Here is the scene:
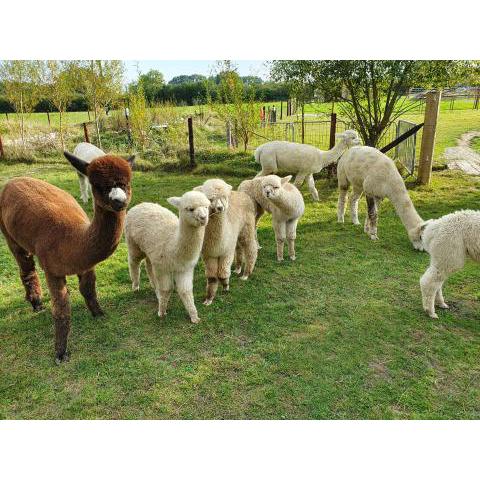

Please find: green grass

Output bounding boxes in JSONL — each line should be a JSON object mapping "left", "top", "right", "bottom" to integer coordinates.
{"left": 1, "top": 159, "right": 480, "bottom": 419}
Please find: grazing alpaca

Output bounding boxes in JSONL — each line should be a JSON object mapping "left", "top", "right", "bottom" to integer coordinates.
{"left": 71, "top": 142, "right": 106, "bottom": 203}
{"left": 194, "top": 179, "right": 258, "bottom": 305}
{"left": 124, "top": 191, "right": 210, "bottom": 323}
{"left": 337, "top": 146, "right": 424, "bottom": 250}
{"left": 254, "top": 130, "right": 360, "bottom": 201}
{"left": 420, "top": 210, "right": 480, "bottom": 318}
{"left": 0, "top": 151, "right": 134, "bottom": 363}
{"left": 238, "top": 175, "right": 305, "bottom": 261}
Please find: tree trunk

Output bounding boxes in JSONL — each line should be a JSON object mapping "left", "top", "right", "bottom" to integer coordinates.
{"left": 20, "top": 91, "right": 25, "bottom": 148}
{"left": 59, "top": 110, "right": 64, "bottom": 150}
{"left": 94, "top": 104, "right": 102, "bottom": 149}
{"left": 301, "top": 102, "right": 305, "bottom": 144}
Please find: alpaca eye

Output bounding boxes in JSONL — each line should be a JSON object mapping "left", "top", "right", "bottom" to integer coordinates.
{"left": 188, "top": 207, "right": 194, "bottom": 212}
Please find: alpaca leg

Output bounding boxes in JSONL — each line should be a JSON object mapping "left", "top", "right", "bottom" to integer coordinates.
{"left": 337, "top": 185, "right": 349, "bottom": 223}
{"left": 78, "top": 173, "right": 90, "bottom": 203}
{"left": 145, "top": 258, "right": 155, "bottom": 289}
{"left": 45, "top": 274, "right": 71, "bottom": 364}
{"left": 204, "top": 257, "right": 219, "bottom": 305}
{"left": 286, "top": 218, "right": 299, "bottom": 261}
{"left": 2, "top": 232, "right": 43, "bottom": 311}
{"left": 175, "top": 271, "right": 200, "bottom": 324}
{"left": 155, "top": 274, "right": 173, "bottom": 318}
{"left": 218, "top": 253, "right": 235, "bottom": 289}
{"left": 238, "top": 224, "right": 258, "bottom": 279}
{"left": 307, "top": 174, "right": 319, "bottom": 202}
{"left": 234, "top": 243, "right": 244, "bottom": 275}
{"left": 365, "top": 196, "right": 379, "bottom": 240}
{"left": 273, "top": 218, "right": 287, "bottom": 262}
{"left": 78, "top": 269, "right": 104, "bottom": 317}
{"left": 293, "top": 173, "right": 307, "bottom": 189}
{"left": 127, "top": 240, "right": 144, "bottom": 291}
{"left": 435, "top": 284, "right": 449, "bottom": 309}
{"left": 420, "top": 266, "right": 448, "bottom": 319}
{"left": 350, "top": 188, "right": 362, "bottom": 225}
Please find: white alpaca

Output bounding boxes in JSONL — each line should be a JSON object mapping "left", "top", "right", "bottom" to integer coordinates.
{"left": 124, "top": 191, "right": 210, "bottom": 323}
{"left": 71, "top": 142, "right": 105, "bottom": 203}
{"left": 420, "top": 210, "right": 480, "bottom": 318}
{"left": 238, "top": 175, "right": 305, "bottom": 261}
{"left": 194, "top": 179, "right": 258, "bottom": 305}
{"left": 254, "top": 130, "right": 360, "bottom": 201}
{"left": 337, "top": 146, "right": 424, "bottom": 250}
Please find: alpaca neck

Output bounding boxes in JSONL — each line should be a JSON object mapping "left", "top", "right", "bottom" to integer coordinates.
{"left": 316, "top": 141, "right": 347, "bottom": 170}
{"left": 389, "top": 187, "right": 423, "bottom": 232}
{"left": 268, "top": 189, "right": 293, "bottom": 214}
{"left": 82, "top": 203, "right": 125, "bottom": 268}
{"left": 175, "top": 219, "right": 205, "bottom": 263}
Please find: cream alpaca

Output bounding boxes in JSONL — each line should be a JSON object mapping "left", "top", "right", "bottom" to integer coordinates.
{"left": 194, "top": 179, "right": 257, "bottom": 305}
{"left": 420, "top": 210, "right": 480, "bottom": 318}
{"left": 124, "top": 191, "right": 210, "bottom": 323}
{"left": 337, "top": 146, "right": 423, "bottom": 249}
{"left": 254, "top": 130, "right": 360, "bottom": 201}
{"left": 71, "top": 142, "right": 106, "bottom": 203}
{"left": 238, "top": 175, "right": 305, "bottom": 261}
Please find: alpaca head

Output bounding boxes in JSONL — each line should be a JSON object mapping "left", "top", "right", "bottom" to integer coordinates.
{"left": 260, "top": 175, "right": 292, "bottom": 200}
{"left": 336, "top": 130, "right": 361, "bottom": 147}
{"left": 64, "top": 152, "right": 135, "bottom": 212}
{"left": 194, "top": 179, "right": 232, "bottom": 214}
{"left": 167, "top": 191, "right": 210, "bottom": 227}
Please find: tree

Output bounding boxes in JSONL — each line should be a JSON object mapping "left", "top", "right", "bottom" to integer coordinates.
{"left": 169, "top": 74, "right": 206, "bottom": 85}
{"left": 78, "top": 60, "right": 124, "bottom": 149}
{"left": 210, "top": 61, "right": 258, "bottom": 152}
{"left": 45, "top": 60, "right": 77, "bottom": 149}
{"left": 270, "top": 60, "right": 317, "bottom": 143}
{"left": 240, "top": 75, "right": 263, "bottom": 85}
{"left": 136, "top": 69, "right": 164, "bottom": 103}
{"left": 271, "top": 60, "right": 478, "bottom": 147}
{"left": 0, "top": 60, "right": 45, "bottom": 146}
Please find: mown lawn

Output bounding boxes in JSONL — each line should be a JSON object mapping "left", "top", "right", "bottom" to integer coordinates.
{"left": 0, "top": 159, "right": 479, "bottom": 419}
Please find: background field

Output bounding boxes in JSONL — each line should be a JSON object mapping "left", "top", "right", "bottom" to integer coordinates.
{"left": 0, "top": 102, "right": 479, "bottom": 419}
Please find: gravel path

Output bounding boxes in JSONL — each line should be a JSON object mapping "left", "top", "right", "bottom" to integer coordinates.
{"left": 444, "top": 131, "right": 480, "bottom": 175}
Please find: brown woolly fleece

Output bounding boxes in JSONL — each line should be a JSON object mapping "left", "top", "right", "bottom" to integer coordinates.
{"left": 0, "top": 153, "right": 134, "bottom": 363}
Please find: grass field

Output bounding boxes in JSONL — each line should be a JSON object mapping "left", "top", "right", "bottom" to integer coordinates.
{"left": 0, "top": 158, "right": 479, "bottom": 419}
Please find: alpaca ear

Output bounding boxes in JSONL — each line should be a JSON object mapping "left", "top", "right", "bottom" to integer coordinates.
{"left": 167, "top": 197, "right": 182, "bottom": 209}
{"left": 226, "top": 183, "right": 233, "bottom": 192}
{"left": 193, "top": 186, "right": 204, "bottom": 192}
{"left": 64, "top": 151, "right": 89, "bottom": 176}
{"left": 281, "top": 175, "right": 292, "bottom": 184}
{"left": 124, "top": 155, "right": 136, "bottom": 168}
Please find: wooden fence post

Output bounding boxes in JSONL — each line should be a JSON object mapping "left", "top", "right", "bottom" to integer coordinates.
{"left": 47, "top": 111, "right": 51, "bottom": 126}
{"left": 326, "top": 113, "right": 338, "bottom": 178}
{"left": 329, "top": 112, "right": 337, "bottom": 149}
{"left": 188, "top": 117, "right": 195, "bottom": 168}
{"left": 82, "top": 122, "right": 90, "bottom": 143}
{"left": 417, "top": 90, "right": 442, "bottom": 185}
{"left": 5, "top": 112, "right": 9, "bottom": 121}
{"left": 0, "top": 133, "right": 5, "bottom": 158}
{"left": 280, "top": 101, "right": 283, "bottom": 120}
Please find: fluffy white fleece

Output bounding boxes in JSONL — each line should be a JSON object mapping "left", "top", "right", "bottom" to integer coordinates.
{"left": 194, "top": 178, "right": 258, "bottom": 305}
{"left": 238, "top": 174, "right": 305, "bottom": 261}
{"left": 254, "top": 130, "right": 360, "bottom": 201}
{"left": 124, "top": 190, "right": 210, "bottom": 323}
{"left": 337, "top": 145, "right": 423, "bottom": 250}
{"left": 72, "top": 142, "right": 105, "bottom": 203}
{"left": 420, "top": 209, "right": 480, "bottom": 318}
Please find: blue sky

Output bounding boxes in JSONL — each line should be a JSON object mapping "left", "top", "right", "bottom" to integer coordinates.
{"left": 124, "top": 60, "right": 270, "bottom": 83}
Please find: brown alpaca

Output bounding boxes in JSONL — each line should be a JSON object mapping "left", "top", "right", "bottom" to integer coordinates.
{"left": 0, "top": 152, "right": 134, "bottom": 363}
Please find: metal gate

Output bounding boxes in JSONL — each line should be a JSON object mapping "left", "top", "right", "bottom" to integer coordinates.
{"left": 395, "top": 120, "right": 417, "bottom": 175}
